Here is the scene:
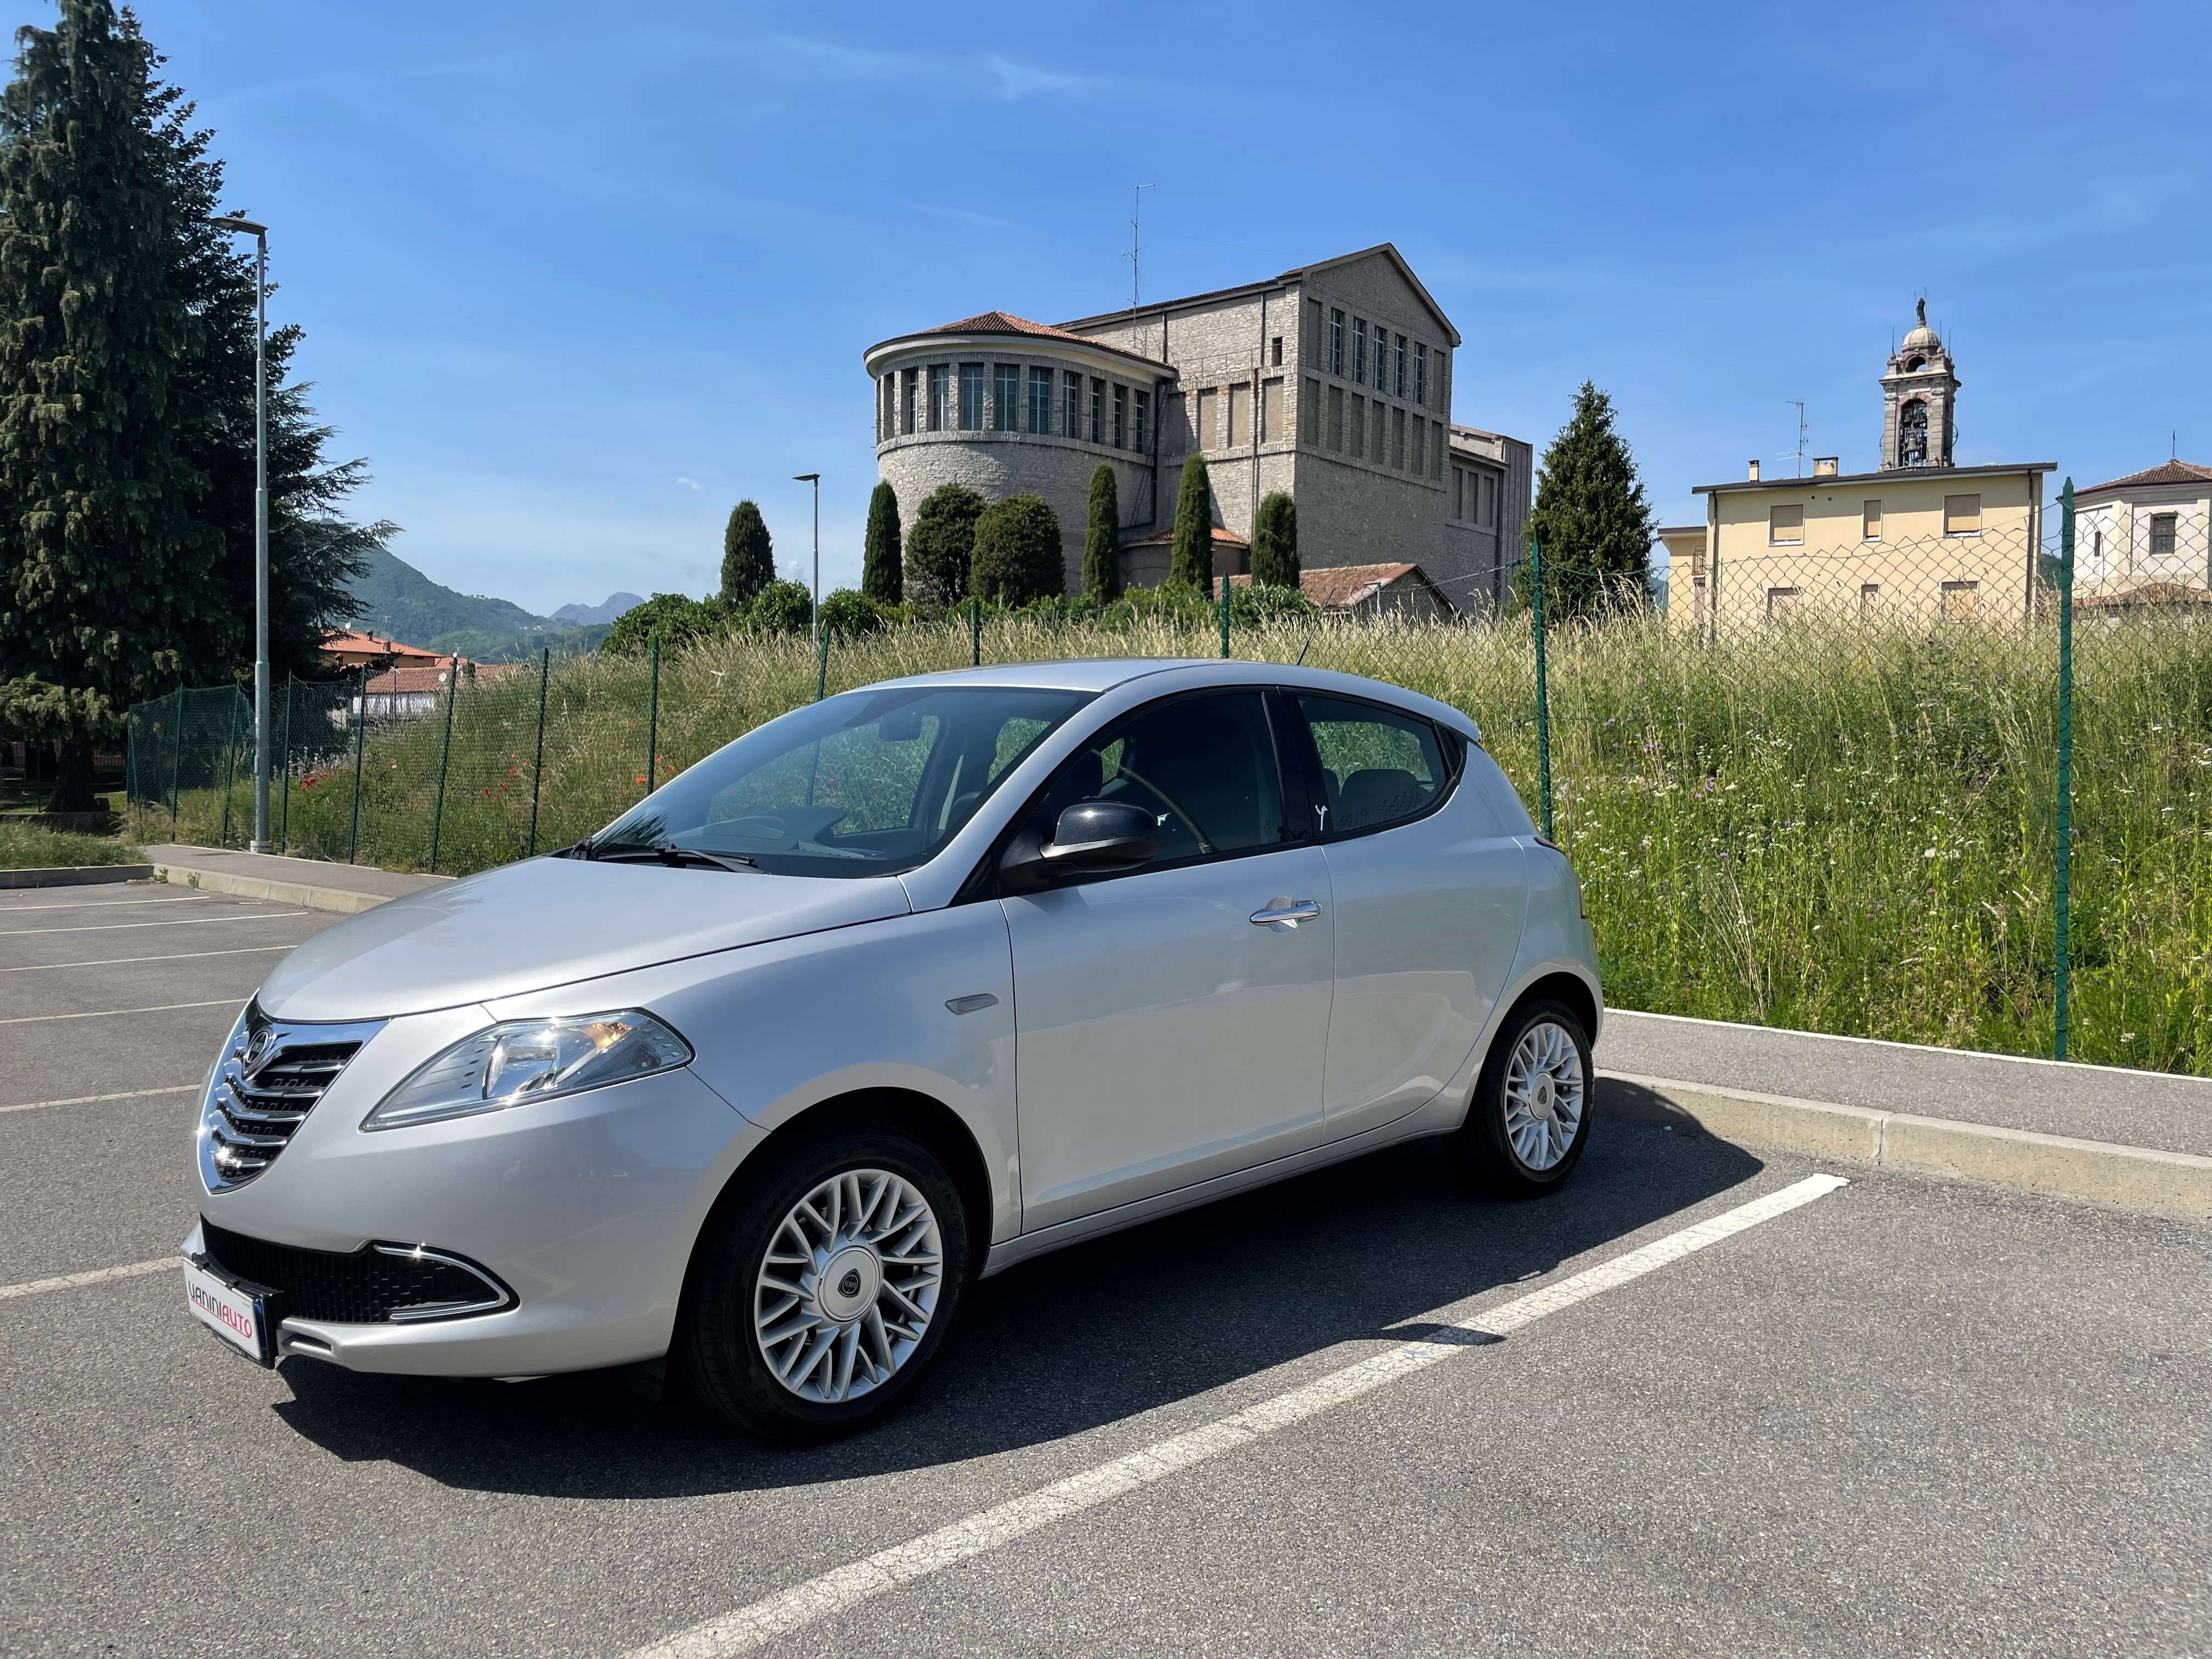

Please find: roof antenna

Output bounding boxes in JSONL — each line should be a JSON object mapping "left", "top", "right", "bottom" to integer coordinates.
{"left": 1126, "top": 184, "right": 1152, "bottom": 312}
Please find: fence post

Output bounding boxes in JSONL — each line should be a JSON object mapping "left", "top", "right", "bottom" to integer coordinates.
{"left": 168, "top": 685, "right": 184, "bottom": 834}
{"left": 644, "top": 635, "right": 661, "bottom": 796}
{"left": 2054, "top": 479, "right": 2075, "bottom": 1061}
{"left": 1220, "top": 572, "right": 1231, "bottom": 658}
{"left": 970, "top": 596, "right": 980, "bottom": 667}
{"left": 526, "top": 647, "right": 549, "bottom": 857}
{"left": 347, "top": 665, "right": 368, "bottom": 864}
{"left": 427, "top": 664, "right": 460, "bottom": 874}
{"left": 1531, "top": 536, "right": 1554, "bottom": 839}
{"left": 217, "top": 691, "right": 242, "bottom": 849}
{"left": 277, "top": 675, "right": 294, "bottom": 855}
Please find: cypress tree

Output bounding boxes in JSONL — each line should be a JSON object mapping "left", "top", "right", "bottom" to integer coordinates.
{"left": 1251, "top": 492, "right": 1300, "bottom": 589}
{"left": 1169, "top": 454, "right": 1214, "bottom": 590}
{"left": 861, "top": 481, "right": 902, "bottom": 605}
{"left": 970, "top": 494, "right": 1063, "bottom": 606}
{"left": 720, "top": 500, "right": 773, "bottom": 605}
{"left": 0, "top": 1, "right": 215, "bottom": 810}
{"left": 905, "top": 482, "right": 985, "bottom": 608}
{"left": 1521, "top": 380, "right": 1656, "bottom": 619}
{"left": 1082, "top": 464, "right": 1121, "bottom": 600}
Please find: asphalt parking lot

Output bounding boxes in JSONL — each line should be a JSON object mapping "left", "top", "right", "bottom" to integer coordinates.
{"left": 2, "top": 881, "right": 2208, "bottom": 1657}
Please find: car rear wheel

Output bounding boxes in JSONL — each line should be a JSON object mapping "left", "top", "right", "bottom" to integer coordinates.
{"left": 1455, "top": 998, "right": 1593, "bottom": 1195}
{"left": 677, "top": 1126, "right": 968, "bottom": 1441}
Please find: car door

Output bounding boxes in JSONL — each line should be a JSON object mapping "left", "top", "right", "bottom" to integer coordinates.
{"left": 1289, "top": 692, "right": 1528, "bottom": 1132}
{"left": 1001, "top": 689, "right": 1335, "bottom": 1232}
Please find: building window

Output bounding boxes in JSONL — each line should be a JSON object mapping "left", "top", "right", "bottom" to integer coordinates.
{"left": 1228, "top": 382, "right": 1250, "bottom": 448}
{"left": 1195, "top": 386, "right": 1217, "bottom": 450}
{"left": 901, "top": 367, "right": 918, "bottom": 435}
{"left": 1112, "top": 382, "right": 1127, "bottom": 449}
{"left": 1860, "top": 583, "right": 1882, "bottom": 617}
{"left": 992, "top": 364, "right": 1018, "bottom": 432}
{"left": 958, "top": 363, "right": 984, "bottom": 431}
{"left": 1391, "top": 406, "right": 1406, "bottom": 470}
{"left": 1899, "top": 399, "right": 1929, "bottom": 466}
{"left": 928, "top": 365, "right": 947, "bottom": 431}
{"left": 1767, "top": 586, "right": 1803, "bottom": 622}
{"left": 1942, "top": 579, "right": 1980, "bottom": 620}
{"left": 1348, "top": 394, "right": 1366, "bottom": 459}
{"left": 1062, "top": 371, "right": 1081, "bottom": 439}
{"left": 1261, "top": 377, "right": 1282, "bottom": 441}
{"left": 1027, "top": 366, "right": 1053, "bottom": 435}
{"left": 1943, "top": 494, "right": 1981, "bottom": 536}
{"left": 1413, "top": 342, "right": 1428, "bottom": 406}
{"left": 1328, "top": 385, "right": 1344, "bottom": 450}
{"left": 1351, "top": 318, "right": 1368, "bottom": 385}
{"left": 1270, "top": 335, "right": 1283, "bottom": 367}
{"left": 1165, "top": 391, "right": 1189, "bottom": 453}
{"left": 1300, "top": 378, "right": 1319, "bottom": 444}
{"left": 1089, "top": 378, "right": 1105, "bottom": 444}
{"left": 1374, "top": 328, "right": 1389, "bottom": 390}
{"left": 1393, "top": 335, "right": 1407, "bottom": 397}
{"left": 1134, "top": 388, "right": 1150, "bottom": 452}
{"left": 1863, "top": 499, "right": 1882, "bottom": 541}
{"left": 1328, "top": 309, "right": 1345, "bottom": 377}
{"left": 2149, "top": 512, "right": 2179, "bottom": 561}
{"left": 1768, "top": 505, "right": 1805, "bottom": 545}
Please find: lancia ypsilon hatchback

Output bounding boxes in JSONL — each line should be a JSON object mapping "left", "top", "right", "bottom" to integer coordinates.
{"left": 183, "top": 659, "right": 1601, "bottom": 1441}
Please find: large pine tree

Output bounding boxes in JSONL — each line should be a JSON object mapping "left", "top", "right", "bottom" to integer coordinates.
{"left": 720, "top": 500, "right": 772, "bottom": 605}
{"left": 860, "top": 481, "right": 901, "bottom": 605}
{"left": 1521, "top": 380, "right": 1655, "bottom": 619}
{"left": 1169, "top": 455, "right": 1214, "bottom": 590}
{"left": 1082, "top": 464, "right": 1120, "bottom": 600}
{"left": 0, "top": 1, "right": 213, "bottom": 808}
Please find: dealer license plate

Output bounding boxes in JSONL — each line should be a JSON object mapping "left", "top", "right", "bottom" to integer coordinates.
{"left": 183, "top": 1256, "right": 274, "bottom": 1367}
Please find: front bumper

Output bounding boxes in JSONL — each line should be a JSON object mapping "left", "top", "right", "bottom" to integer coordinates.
{"left": 190, "top": 1024, "right": 768, "bottom": 1378}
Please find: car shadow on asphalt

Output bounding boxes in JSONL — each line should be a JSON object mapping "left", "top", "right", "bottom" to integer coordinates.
{"left": 271, "top": 1084, "right": 1759, "bottom": 1496}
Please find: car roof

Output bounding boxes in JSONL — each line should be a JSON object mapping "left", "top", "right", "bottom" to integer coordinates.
{"left": 859, "top": 658, "right": 1481, "bottom": 742}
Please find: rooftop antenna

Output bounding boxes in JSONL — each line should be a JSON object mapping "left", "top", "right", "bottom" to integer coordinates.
{"left": 1126, "top": 184, "right": 1152, "bottom": 312}
{"left": 1788, "top": 399, "right": 1808, "bottom": 476}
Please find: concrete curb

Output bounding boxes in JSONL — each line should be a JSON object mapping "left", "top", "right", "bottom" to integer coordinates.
{"left": 148, "top": 860, "right": 408, "bottom": 915}
{"left": 0, "top": 864, "right": 155, "bottom": 889}
{"left": 1600, "top": 1071, "right": 2212, "bottom": 1224}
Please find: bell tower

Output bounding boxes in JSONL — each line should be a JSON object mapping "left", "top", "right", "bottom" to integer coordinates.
{"left": 1879, "top": 298, "right": 1959, "bottom": 470}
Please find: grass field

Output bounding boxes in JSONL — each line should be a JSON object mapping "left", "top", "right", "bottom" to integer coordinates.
{"left": 0, "top": 822, "right": 142, "bottom": 869}
{"left": 133, "top": 608, "right": 2212, "bottom": 1075}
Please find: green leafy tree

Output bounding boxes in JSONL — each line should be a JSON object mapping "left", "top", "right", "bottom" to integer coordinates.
{"left": 748, "top": 578, "right": 814, "bottom": 636}
{"left": 861, "top": 482, "right": 902, "bottom": 605}
{"left": 601, "top": 592, "right": 729, "bottom": 656}
{"left": 970, "top": 494, "right": 1063, "bottom": 606}
{"left": 1521, "top": 380, "right": 1656, "bottom": 620}
{"left": 1082, "top": 464, "right": 1121, "bottom": 600}
{"left": 817, "top": 587, "right": 881, "bottom": 640}
{"left": 905, "top": 482, "right": 985, "bottom": 608}
{"left": 1169, "top": 454, "right": 1215, "bottom": 590}
{"left": 0, "top": 1, "right": 217, "bottom": 809}
{"left": 720, "top": 500, "right": 773, "bottom": 606}
{"left": 1251, "top": 492, "right": 1300, "bottom": 589}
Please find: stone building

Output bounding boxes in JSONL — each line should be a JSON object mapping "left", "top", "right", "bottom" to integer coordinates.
{"left": 862, "top": 245, "right": 1531, "bottom": 612}
{"left": 1664, "top": 303, "right": 2052, "bottom": 630}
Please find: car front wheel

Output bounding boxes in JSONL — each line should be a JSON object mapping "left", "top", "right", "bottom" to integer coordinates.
{"left": 677, "top": 1126, "right": 968, "bottom": 1442}
{"left": 1456, "top": 998, "right": 1593, "bottom": 1195}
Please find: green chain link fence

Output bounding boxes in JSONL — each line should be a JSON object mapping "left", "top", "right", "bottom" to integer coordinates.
{"left": 125, "top": 486, "right": 2212, "bottom": 1075}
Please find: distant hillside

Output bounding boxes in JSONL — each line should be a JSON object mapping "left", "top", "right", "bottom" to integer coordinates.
{"left": 554, "top": 592, "right": 645, "bottom": 627}
{"left": 345, "top": 547, "right": 603, "bottom": 662}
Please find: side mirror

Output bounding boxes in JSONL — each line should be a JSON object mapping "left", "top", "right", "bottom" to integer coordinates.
{"left": 1000, "top": 799, "right": 1159, "bottom": 890}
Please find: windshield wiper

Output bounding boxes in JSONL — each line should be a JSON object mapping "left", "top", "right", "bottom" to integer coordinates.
{"left": 586, "top": 841, "right": 759, "bottom": 872}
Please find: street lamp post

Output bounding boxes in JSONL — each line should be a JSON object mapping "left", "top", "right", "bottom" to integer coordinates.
{"left": 210, "top": 213, "right": 272, "bottom": 854}
{"left": 793, "top": 473, "right": 821, "bottom": 653}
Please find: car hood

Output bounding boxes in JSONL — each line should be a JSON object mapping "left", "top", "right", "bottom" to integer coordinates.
{"left": 256, "top": 855, "right": 913, "bottom": 1022}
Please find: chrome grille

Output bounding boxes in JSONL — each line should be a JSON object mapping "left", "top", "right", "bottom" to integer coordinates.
{"left": 200, "top": 1003, "right": 385, "bottom": 1191}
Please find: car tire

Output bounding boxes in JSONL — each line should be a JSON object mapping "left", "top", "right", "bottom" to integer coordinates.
{"left": 676, "top": 1125, "right": 969, "bottom": 1442}
{"left": 1454, "top": 997, "right": 1594, "bottom": 1197}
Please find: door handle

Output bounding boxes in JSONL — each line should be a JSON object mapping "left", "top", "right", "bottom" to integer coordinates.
{"left": 1250, "top": 900, "right": 1323, "bottom": 927}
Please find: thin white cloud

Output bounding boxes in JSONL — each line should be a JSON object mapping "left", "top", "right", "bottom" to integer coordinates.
{"left": 763, "top": 35, "right": 1127, "bottom": 101}
{"left": 675, "top": 476, "right": 702, "bottom": 491}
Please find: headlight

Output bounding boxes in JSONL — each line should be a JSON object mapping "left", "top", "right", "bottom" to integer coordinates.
{"left": 362, "top": 1011, "right": 693, "bottom": 1131}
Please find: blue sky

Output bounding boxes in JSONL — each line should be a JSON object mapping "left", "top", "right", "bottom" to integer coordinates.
{"left": 130, "top": 0, "right": 2209, "bottom": 616}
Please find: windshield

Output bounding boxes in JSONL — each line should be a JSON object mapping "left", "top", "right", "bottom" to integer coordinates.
{"left": 589, "top": 684, "right": 1092, "bottom": 879}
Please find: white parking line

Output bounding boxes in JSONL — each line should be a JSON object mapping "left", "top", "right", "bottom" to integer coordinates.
{"left": 0, "top": 944, "right": 291, "bottom": 974}
{"left": 0, "top": 998, "right": 238, "bottom": 1026}
{"left": 0, "top": 894, "right": 218, "bottom": 913}
{"left": 0, "top": 912, "right": 299, "bottom": 936}
{"left": 0, "top": 1085, "right": 197, "bottom": 1116}
{"left": 0, "top": 1256, "right": 177, "bottom": 1301}
{"left": 628, "top": 1173, "right": 1852, "bottom": 1659}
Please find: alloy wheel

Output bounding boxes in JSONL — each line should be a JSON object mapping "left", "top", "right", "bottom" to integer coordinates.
{"left": 1503, "top": 1019, "right": 1587, "bottom": 1171}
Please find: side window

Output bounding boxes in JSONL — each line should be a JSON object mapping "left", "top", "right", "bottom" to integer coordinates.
{"left": 1296, "top": 695, "right": 1449, "bottom": 834}
{"left": 1036, "top": 692, "right": 1284, "bottom": 870}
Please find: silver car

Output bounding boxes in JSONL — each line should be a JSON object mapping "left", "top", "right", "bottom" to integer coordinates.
{"left": 182, "top": 659, "right": 1601, "bottom": 1441}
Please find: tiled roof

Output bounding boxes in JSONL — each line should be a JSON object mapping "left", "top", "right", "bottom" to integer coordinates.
{"left": 2075, "top": 582, "right": 2212, "bottom": 610}
{"left": 1228, "top": 561, "right": 1436, "bottom": 611}
{"left": 1120, "top": 525, "right": 1251, "bottom": 549}
{"left": 364, "top": 666, "right": 452, "bottom": 694}
{"left": 915, "top": 311, "right": 1089, "bottom": 343}
{"left": 323, "top": 628, "right": 443, "bottom": 661}
{"left": 2077, "top": 459, "right": 2212, "bottom": 495}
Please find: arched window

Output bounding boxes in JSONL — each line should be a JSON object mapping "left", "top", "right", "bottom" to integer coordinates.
{"left": 1898, "top": 398, "right": 1929, "bottom": 466}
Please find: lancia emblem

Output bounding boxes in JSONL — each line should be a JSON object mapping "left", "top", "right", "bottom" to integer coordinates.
{"left": 837, "top": 1268, "right": 864, "bottom": 1299}
{"left": 243, "top": 1029, "right": 276, "bottom": 1072}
